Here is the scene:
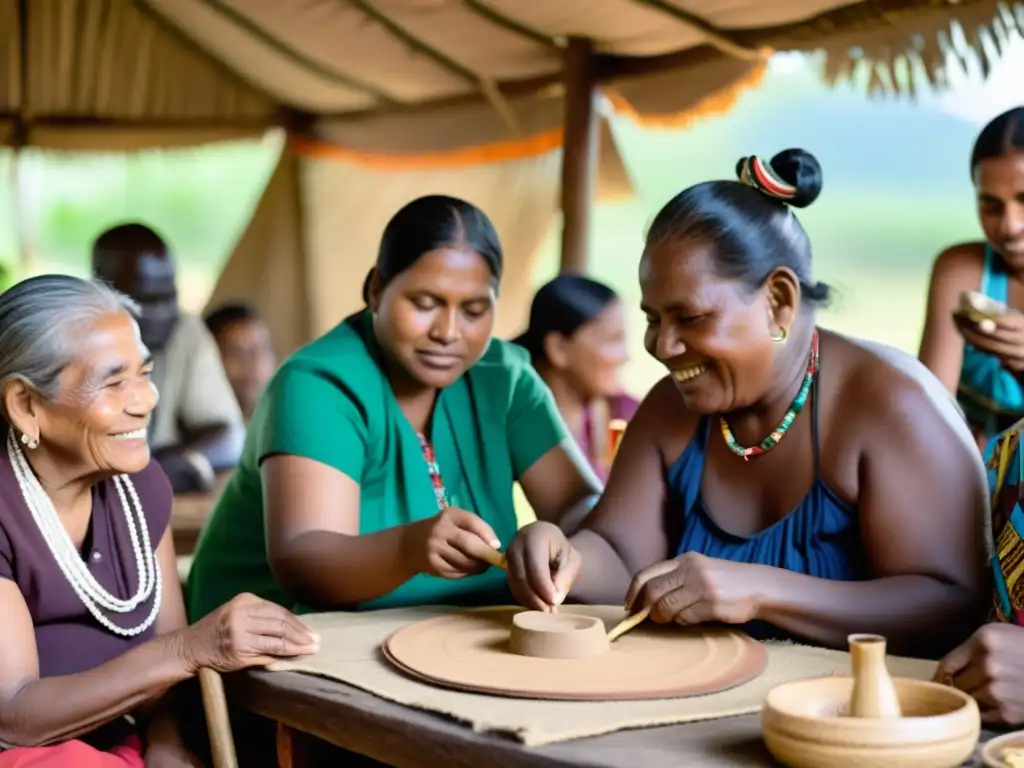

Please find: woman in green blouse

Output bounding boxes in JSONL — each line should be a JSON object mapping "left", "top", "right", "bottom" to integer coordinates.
{"left": 186, "top": 195, "right": 602, "bottom": 620}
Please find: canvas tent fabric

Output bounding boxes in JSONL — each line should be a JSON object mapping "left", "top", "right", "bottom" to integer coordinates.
{"left": 0, "top": 0, "right": 1020, "bottom": 355}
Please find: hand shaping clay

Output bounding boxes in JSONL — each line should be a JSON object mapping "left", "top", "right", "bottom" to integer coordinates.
{"left": 508, "top": 611, "right": 609, "bottom": 659}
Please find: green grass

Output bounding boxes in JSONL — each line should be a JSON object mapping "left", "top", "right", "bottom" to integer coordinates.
{"left": 0, "top": 136, "right": 283, "bottom": 311}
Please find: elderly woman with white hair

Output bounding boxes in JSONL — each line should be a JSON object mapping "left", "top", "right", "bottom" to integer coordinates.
{"left": 0, "top": 275, "right": 319, "bottom": 768}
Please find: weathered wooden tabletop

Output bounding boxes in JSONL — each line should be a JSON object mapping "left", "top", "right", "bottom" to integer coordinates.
{"left": 226, "top": 669, "right": 1001, "bottom": 767}
{"left": 171, "top": 474, "right": 230, "bottom": 554}
{"left": 170, "top": 493, "right": 213, "bottom": 555}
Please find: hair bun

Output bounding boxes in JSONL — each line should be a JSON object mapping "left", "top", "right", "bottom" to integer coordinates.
{"left": 735, "top": 148, "right": 822, "bottom": 209}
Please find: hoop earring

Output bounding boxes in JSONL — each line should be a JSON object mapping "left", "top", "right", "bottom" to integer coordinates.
{"left": 771, "top": 327, "right": 788, "bottom": 344}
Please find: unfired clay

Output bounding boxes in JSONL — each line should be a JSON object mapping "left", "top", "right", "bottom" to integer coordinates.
{"left": 508, "top": 611, "right": 609, "bottom": 659}
{"left": 382, "top": 605, "right": 767, "bottom": 701}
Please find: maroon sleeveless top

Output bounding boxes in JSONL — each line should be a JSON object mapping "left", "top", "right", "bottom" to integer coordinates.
{"left": 0, "top": 450, "right": 172, "bottom": 678}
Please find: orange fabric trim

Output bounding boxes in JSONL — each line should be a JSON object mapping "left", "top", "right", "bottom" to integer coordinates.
{"left": 293, "top": 57, "right": 768, "bottom": 168}
{"left": 606, "top": 58, "right": 769, "bottom": 131}
{"left": 291, "top": 127, "right": 563, "bottom": 170}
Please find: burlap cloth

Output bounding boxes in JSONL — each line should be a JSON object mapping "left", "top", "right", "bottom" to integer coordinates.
{"left": 268, "top": 606, "right": 938, "bottom": 747}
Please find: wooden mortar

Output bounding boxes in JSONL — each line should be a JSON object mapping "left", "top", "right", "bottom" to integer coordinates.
{"left": 508, "top": 611, "right": 609, "bottom": 659}
{"left": 761, "top": 633, "right": 980, "bottom": 768}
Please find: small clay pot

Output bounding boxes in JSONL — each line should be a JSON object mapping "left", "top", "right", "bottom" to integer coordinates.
{"left": 508, "top": 611, "right": 609, "bottom": 659}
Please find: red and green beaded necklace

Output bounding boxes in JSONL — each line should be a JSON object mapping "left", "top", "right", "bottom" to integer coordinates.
{"left": 417, "top": 432, "right": 451, "bottom": 510}
{"left": 720, "top": 329, "right": 820, "bottom": 461}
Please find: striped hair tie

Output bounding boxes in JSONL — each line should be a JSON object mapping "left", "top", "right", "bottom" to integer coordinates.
{"left": 737, "top": 155, "right": 798, "bottom": 202}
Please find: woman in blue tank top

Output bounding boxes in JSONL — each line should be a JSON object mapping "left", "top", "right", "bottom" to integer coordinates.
{"left": 919, "top": 106, "right": 1024, "bottom": 451}
{"left": 503, "top": 148, "right": 989, "bottom": 658}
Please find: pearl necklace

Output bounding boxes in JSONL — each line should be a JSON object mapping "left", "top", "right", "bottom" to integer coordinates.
{"left": 7, "top": 431, "right": 161, "bottom": 637}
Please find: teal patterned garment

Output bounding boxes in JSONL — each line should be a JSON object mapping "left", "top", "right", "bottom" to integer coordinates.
{"left": 984, "top": 420, "right": 1024, "bottom": 626}
{"left": 958, "top": 246, "right": 1024, "bottom": 443}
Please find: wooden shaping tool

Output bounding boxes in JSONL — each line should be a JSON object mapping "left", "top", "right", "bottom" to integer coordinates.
{"left": 478, "top": 547, "right": 507, "bottom": 570}
{"left": 606, "top": 606, "right": 651, "bottom": 643}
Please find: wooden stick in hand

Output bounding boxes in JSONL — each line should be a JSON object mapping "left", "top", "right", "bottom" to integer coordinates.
{"left": 606, "top": 606, "right": 651, "bottom": 643}
{"left": 478, "top": 547, "right": 507, "bottom": 570}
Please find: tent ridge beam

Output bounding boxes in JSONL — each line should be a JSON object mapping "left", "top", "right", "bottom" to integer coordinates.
{"left": 345, "top": 0, "right": 520, "bottom": 134}
{"left": 629, "top": 0, "right": 765, "bottom": 61}
{"left": 198, "top": 0, "right": 400, "bottom": 105}
{"left": 461, "top": 0, "right": 562, "bottom": 50}
{"left": 313, "top": 44, "right": 725, "bottom": 123}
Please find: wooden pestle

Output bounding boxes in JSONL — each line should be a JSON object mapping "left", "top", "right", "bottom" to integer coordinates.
{"left": 846, "top": 633, "right": 902, "bottom": 718}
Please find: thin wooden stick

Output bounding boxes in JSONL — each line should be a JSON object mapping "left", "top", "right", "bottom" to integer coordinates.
{"left": 198, "top": 667, "right": 238, "bottom": 768}
{"left": 478, "top": 547, "right": 507, "bottom": 570}
{"left": 606, "top": 606, "right": 651, "bottom": 643}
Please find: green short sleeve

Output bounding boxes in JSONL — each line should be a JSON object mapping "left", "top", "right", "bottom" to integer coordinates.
{"left": 506, "top": 361, "right": 571, "bottom": 479}
{"left": 257, "top": 364, "right": 367, "bottom": 482}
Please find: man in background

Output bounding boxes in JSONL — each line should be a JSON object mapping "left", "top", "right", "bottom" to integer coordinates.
{"left": 204, "top": 302, "right": 277, "bottom": 423}
{"left": 92, "top": 222, "right": 244, "bottom": 494}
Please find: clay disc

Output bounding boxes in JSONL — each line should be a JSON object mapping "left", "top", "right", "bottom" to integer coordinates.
{"left": 382, "top": 605, "right": 767, "bottom": 701}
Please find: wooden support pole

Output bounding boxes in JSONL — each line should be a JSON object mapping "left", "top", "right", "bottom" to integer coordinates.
{"left": 558, "top": 37, "right": 598, "bottom": 274}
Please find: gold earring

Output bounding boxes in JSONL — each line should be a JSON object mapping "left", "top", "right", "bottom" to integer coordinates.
{"left": 771, "top": 327, "right": 788, "bottom": 344}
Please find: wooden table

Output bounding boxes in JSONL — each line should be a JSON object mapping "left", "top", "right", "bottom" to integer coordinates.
{"left": 171, "top": 493, "right": 214, "bottom": 555}
{"left": 171, "top": 473, "right": 232, "bottom": 555}
{"left": 226, "top": 669, "right": 1001, "bottom": 768}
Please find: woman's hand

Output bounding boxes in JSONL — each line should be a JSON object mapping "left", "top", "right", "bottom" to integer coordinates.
{"left": 404, "top": 507, "right": 503, "bottom": 580}
{"left": 181, "top": 593, "right": 321, "bottom": 673}
{"left": 934, "top": 623, "right": 1024, "bottom": 725}
{"left": 624, "top": 552, "right": 764, "bottom": 625}
{"left": 955, "top": 311, "right": 1024, "bottom": 372}
{"left": 504, "top": 521, "right": 581, "bottom": 612}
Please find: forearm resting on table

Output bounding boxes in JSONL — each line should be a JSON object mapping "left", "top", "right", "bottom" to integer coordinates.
{"left": 758, "top": 569, "right": 981, "bottom": 657}
{"left": 0, "top": 634, "right": 192, "bottom": 748}
{"left": 271, "top": 527, "right": 421, "bottom": 609}
{"left": 565, "top": 529, "right": 634, "bottom": 605}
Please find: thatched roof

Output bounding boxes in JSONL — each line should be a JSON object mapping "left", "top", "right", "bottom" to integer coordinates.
{"left": 0, "top": 0, "right": 1019, "bottom": 153}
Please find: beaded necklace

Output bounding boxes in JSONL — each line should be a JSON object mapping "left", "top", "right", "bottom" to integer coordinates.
{"left": 417, "top": 432, "right": 450, "bottom": 510}
{"left": 6, "top": 430, "right": 161, "bottom": 636}
{"left": 720, "top": 329, "right": 820, "bottom": 461}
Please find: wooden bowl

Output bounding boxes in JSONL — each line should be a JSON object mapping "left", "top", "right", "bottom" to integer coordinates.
{"left": 508, "top": 611, "right": 609, "bottom": 659}
{"left": 762, "top": 676, "right": 980, "bottom": 768}
{"left": 982, "top": 730, "right": 1024, "bottom": 767}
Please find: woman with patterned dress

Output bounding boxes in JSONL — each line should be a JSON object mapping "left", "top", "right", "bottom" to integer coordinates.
{"left": 934, "top": 420, "right": 1024, "bottom": 726}
{"left": 505, "top": 149, "right": 989, "bottom": 659}
{"left": 919, "top": 106, "right": 1024, "bottom": 451}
